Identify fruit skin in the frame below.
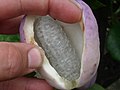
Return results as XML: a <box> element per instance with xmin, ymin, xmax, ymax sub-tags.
<box><xmin>19</xmin><ymin>16</ymin><xmax>25</xmax><ymax>42</ymax></box>
<box><xmin>69</xmin><ymin>0</ymin><xmax>100</xmax><ymax>88</ymax></box>
<box><xmin>19</xmin><ymin>0</ymin><xmax>100</xmax><ymax>89</ymax></box>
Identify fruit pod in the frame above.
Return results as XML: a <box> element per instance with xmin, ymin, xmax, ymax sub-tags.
<box><xmin>19</xmin><ymin>0</ymin><xmax>100</xmax><ymax>89</ymax></box>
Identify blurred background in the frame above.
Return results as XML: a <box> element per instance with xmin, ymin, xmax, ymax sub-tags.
<box><xmin>85</xmin><ymin>0</ymin><xmax>120</xmax><ymax>90</ymax></box>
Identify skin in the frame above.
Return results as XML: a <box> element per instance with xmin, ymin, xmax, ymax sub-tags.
<box><xmin>0</xmin><ymin>0</ymin><xmax>81</xmax><ymax>90</ymax></box>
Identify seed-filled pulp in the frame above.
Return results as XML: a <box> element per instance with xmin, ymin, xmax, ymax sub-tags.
<box><xmin>34</xmin><ymin>16</ymin><xmax>81</xmax><ymax>81</ymax></box>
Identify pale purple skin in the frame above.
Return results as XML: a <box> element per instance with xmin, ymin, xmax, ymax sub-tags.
<box><xmin>74</xmin><ymin>0</ymin><xmax>99</xmax><ymax>89</ymax></box>
<box><xmin>78</xmin><ymin>74</ymin><xmax>97</xmax><ymax>90</ymax></box>
<box><xmin>19</xmin><ymin>0</ymin><xmax>99</xmax><ymax>89</ymax></box>
<box><xmin>75</xmin><ymin>0</ymin><xmax>97</xmax><ymax>90</ymax></box>
<box><xmin>19</xmin><ymin>16</ymin><xmax>26</xmax><ymax>43</ymax></box>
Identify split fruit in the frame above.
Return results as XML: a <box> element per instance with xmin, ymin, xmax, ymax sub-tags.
<box><xmin>19</xmin><ymin>0</ymin><xmax>100</xmax><ymax>89</ymax></box>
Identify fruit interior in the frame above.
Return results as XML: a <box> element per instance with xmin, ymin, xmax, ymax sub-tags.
<box><xmin>33</xmin><ymin>16</ymin><xmax>84</xmax><ymax>81</ymax></box>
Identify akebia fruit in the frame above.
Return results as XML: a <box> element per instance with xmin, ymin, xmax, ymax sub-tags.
<box><xmin>19</xmin><ymin>0</ymin><xmax>100</xmax><ymax>89</ymax></box>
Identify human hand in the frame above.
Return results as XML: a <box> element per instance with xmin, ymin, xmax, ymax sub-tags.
<box><xmin>0</xmin><ymin>0</ymin><xmax>81</xmax><ymax>90</ymax></box>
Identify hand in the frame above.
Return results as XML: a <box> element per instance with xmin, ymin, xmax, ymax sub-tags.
<box><xmin>0</xmin><ymin>0</ymin><xmax>81</xmax><ymax>90</ymax></box>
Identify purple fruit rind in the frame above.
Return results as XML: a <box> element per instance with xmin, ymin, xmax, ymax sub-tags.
<box><xmin>75</xmin><ymin>0</ymin><xmax>99</xmax><ymax>89</ymax></box>
<box><xmin>19</xmin><ymin>16</ymin><xmax>26</xmax><ymax>43</ymax></box>
<box><xmin>75</xmin><ymin>0</ymin><xmax>82</xmax><ymax>2</ymax></box>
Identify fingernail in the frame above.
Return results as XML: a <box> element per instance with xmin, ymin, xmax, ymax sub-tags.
<box><xmin>70</xmin><ymin>0</ymin><xmax>80</xmax><ymax>9</ymax></box>
<box><xmin>28</xmin><ymin>47</ymin><xmax>43</xmax><ymax>68</ymax></box>
<box><xmin>69</xmin><ymin>0</ymin><xmax>82</xmax><ymax>21</ymax></box>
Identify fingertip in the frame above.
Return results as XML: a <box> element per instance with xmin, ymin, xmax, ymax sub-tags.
<box><xmin>49</xmin><ymin>0</ymin><xmax>82</xmax><ymax>23</ymax></box>
<box><xmin>28</xmin><ymin>47</ymin><xmax>43</xmax><ymax>69</ymax></box>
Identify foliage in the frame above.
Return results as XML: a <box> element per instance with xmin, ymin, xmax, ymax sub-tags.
<box><xmin>0</xmin><ymin>34</ymin><xmax>20</xmax><ymax>42</ymax></box>
<box><xmin>88</xmin><ymin>84</ymin><xmax>105</xmax><ymax>90</ymax></box>
<box><xmin>107</xmin><ymin>22</ymin><xmax>120</xmax><ymax>61</ymax></box>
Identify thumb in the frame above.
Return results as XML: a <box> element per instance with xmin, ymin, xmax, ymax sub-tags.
<box><xmin>0</xmin><ymin>42</ymin><xmax>42</xmax><ymax>81</ymax></box>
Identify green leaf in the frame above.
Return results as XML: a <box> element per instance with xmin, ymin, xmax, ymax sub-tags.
<box><xmin>107</xmin><ymin>22</ymin><xmax>120</xmax><ymax>61</ymax></box>
<box><xmin>87</xmin><ymin>84</ymin><xmax>105</xmax><ymax>90</ymax></box>
<box><xmin>114</xmin><ymin>6</ymin><xmax>120</xmax><ymax>15</ymax></box>
<box><xmin>107</xmin><ymin>78</ymin><xmax>120</xmax><ymax>90</ymax></box>
<box><xmin>0</xmin><ymin>34</ymin><xmax>20</xmax><ymax>42</ymax></box>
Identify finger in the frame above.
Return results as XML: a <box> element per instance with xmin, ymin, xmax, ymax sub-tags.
<box><xmin>0</xmin><ymin>42</ymin><xmax>43</xmax><ymax>81</ymax></box>
<box><xmin>0</xmin><ymin>77</ymin><xmax>54</xmax><ymax>90</ymax></box>
<box><xmin>0</xmin><ymin>0</ymin><xmax>81</xmax><ymax>23</ymax></box>
<box><xmin>49</xmin><ymin>0</ymin><xmax>81</xmax><ymax>23</ymax></box>
<box><xmin>0</xmin><ymin>16</ymin><xmax>22</xmax><ymax>34</ymax></box>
